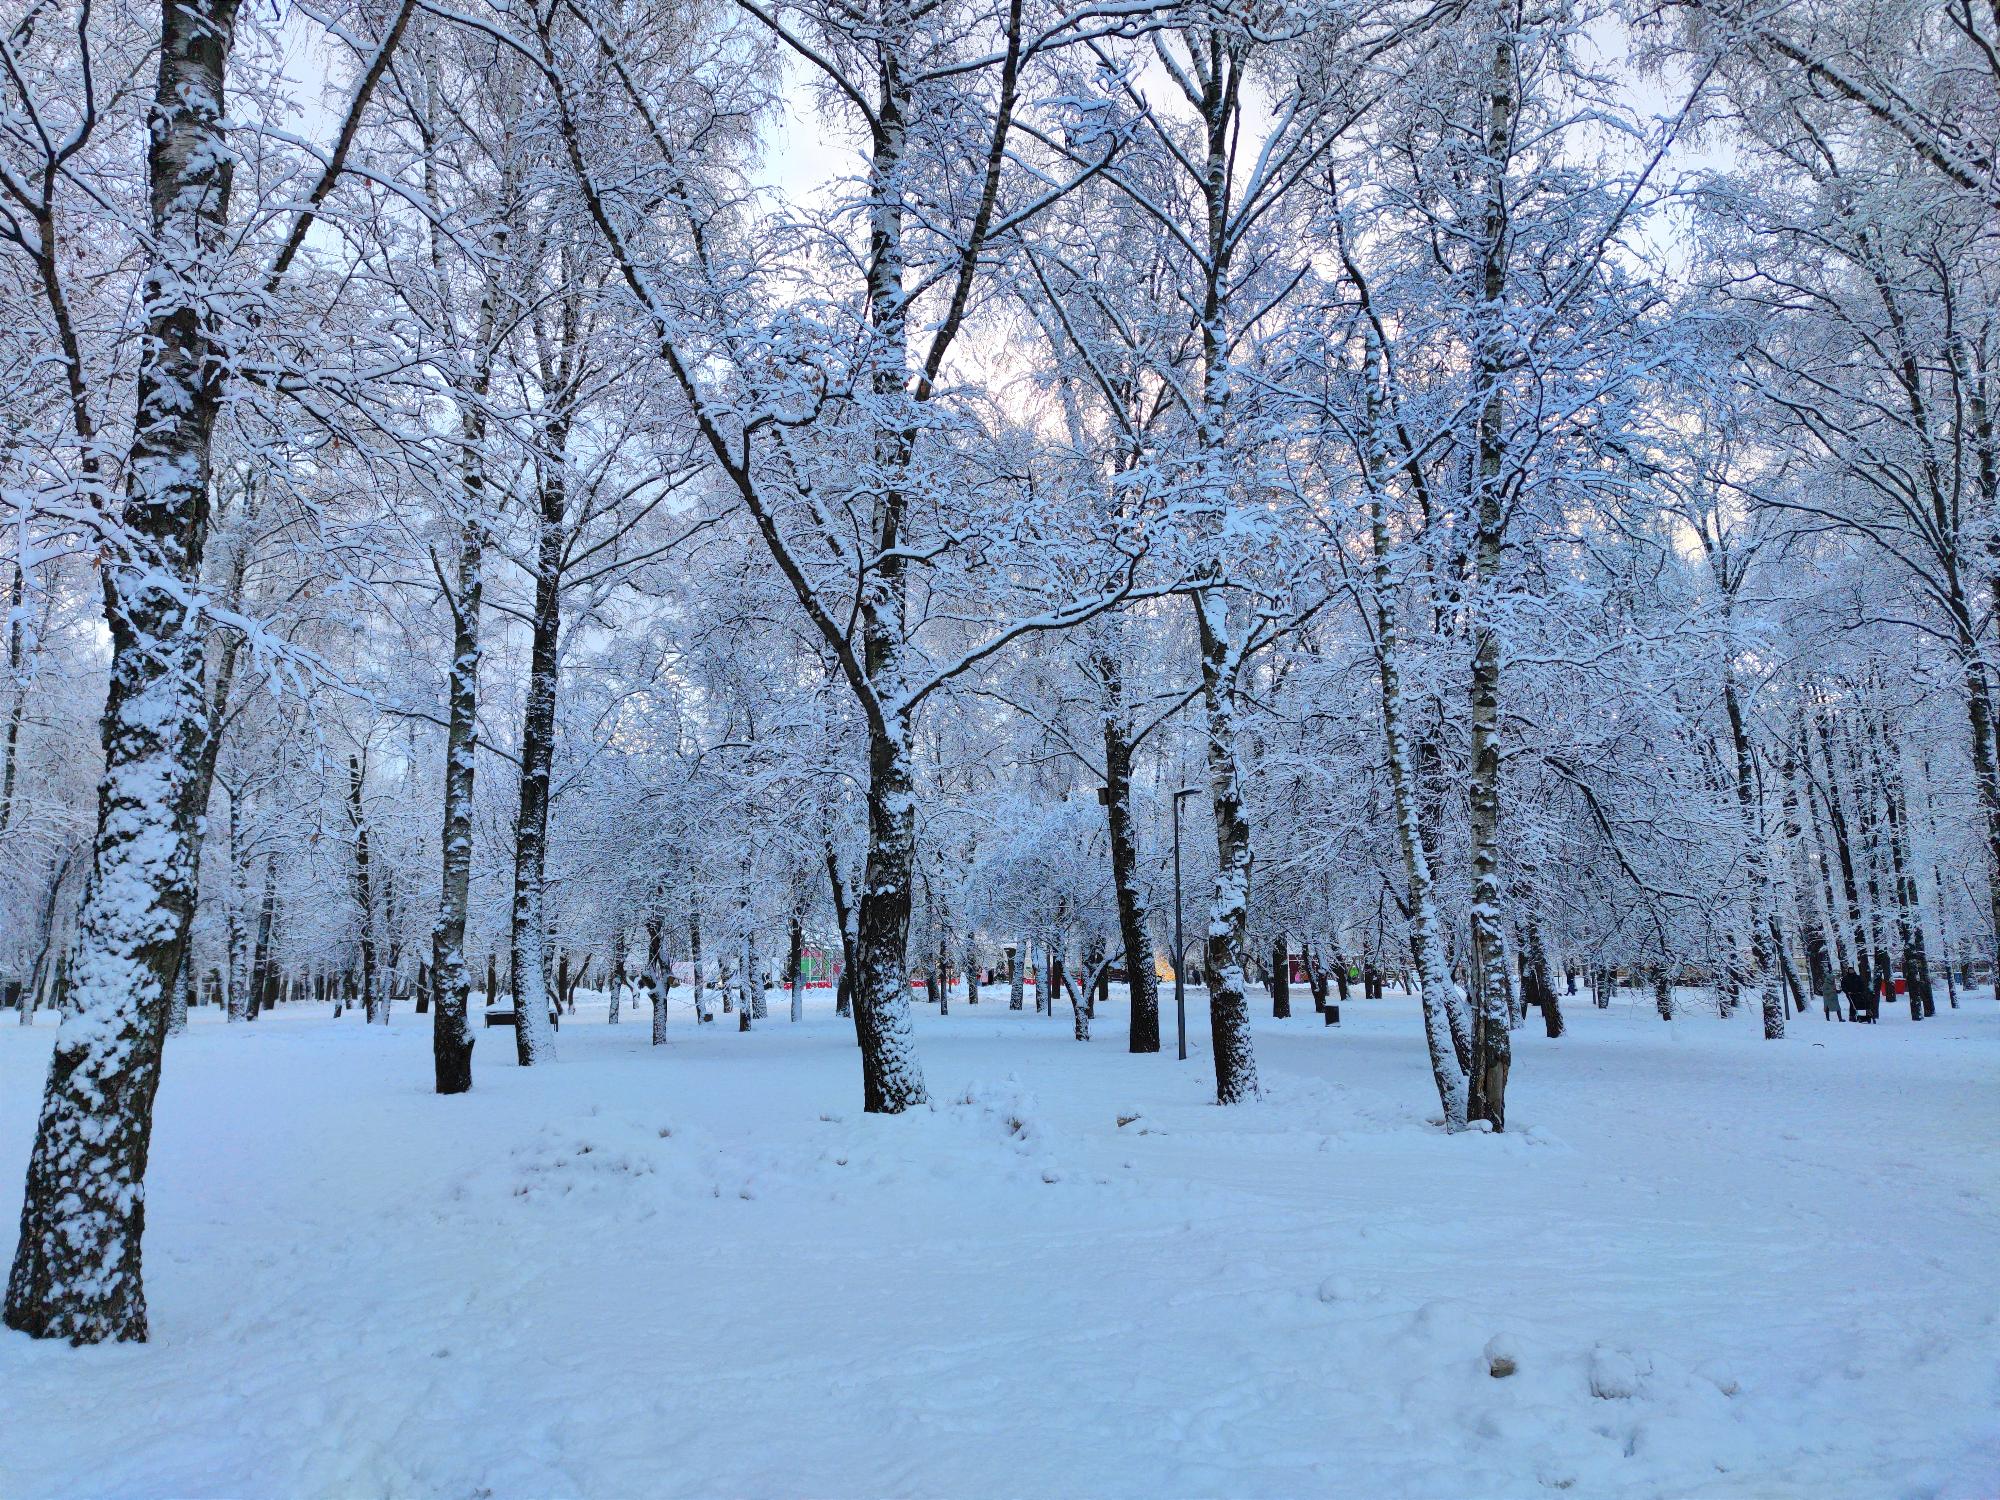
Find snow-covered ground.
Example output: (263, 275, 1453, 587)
(1, 987, 1994, 1499)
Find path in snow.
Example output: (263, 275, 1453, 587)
(1, 988, 1994, 1498)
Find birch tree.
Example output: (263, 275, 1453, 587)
(2, 0, 412, 1341)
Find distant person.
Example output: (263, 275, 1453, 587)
(1840, 969, 1873, 1023)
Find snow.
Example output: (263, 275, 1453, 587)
(2, 990, 1996, 1498)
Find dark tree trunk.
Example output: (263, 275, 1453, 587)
(1099, 658, 1160, 1053)
(848, 726, 928, 1110)
(1779, 727, 1836, 1017)
(825, 843, 854, 1020)
(1047, 932, 1065, 1029)
(646, 911, 670, 1043)
(1301, 944, 1331, 1012)
(738, 899, 764, 1020)
(1841, 717, 1896, 1019)
(1063, 968, 1091, 1041)
(1720, 659, 1783, 1039)
(1815, 709, 1874, 1005)
(1800, 716, 1854, 1010)
(689, 907, 706, 1024)
(348, 755, 383, 1024)
(1867, 706, 1934, 1019)
(1522, 916, 1563, 1039)
(788, 913, 805, 1023)
(247, 855, 278, 1023)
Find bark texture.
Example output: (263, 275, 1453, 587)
(1193, 596, 1260, 1105)
(508, 447, 567, 1067)
(5, 0, 244, 1342)
(1100, 653, 1160, 1052)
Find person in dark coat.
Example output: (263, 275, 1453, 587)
(1840, 968, 1874, 1022)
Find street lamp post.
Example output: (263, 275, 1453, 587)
(1171, 786, 1199, 1062)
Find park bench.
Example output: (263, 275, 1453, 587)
(483, 1006, 558, 1028)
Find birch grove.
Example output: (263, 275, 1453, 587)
(0, 0, 1994, 1342)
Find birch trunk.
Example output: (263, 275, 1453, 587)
(22, 848, 82, 1030)
(164, 527, 250, 1038)
(1842, 717, 1895, 1008)
(645, 912, 670, 1044)
(1781, 724, 1838, 1013)
(224, 790, 247, 1018)
(789, 913, 804, 1023)
(935, 931, 949, 1016)
(349, 756, 384, 1025)
(1193, 596, 1261, 1104)
(848, 720, 927, 1110)
(1801, 715, 1855, 999)
(1372, 501, 1470, 1132)
(248, 855, 277, 1021)
(226, 800, 252, 1024)
(0, 563, 25, 832)
(842, 76, 929, 1113)
(824, 843, 854, 1020)
(1465, 12, 1519, 1127)
(607, 930, 624, 1023)
(508, 454, 566, 1067)
(1523, 914, 1563, 1039)
(1343, 227, 1470, 1129)
(1814, 708, 1874, 1003)
(689, 908, 705, 1025)
(1100, 651, 1160, 1052)
(1867, 707, 1934, 1018)
(424, 143, 506, 1092)
(430, 511, 485, 1088)
(5, 0, 245, 1342)
(1957, 650, 2000, 984)
(1722, 658, 1785, 1038)
(1063, 964, 1091, 1041)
